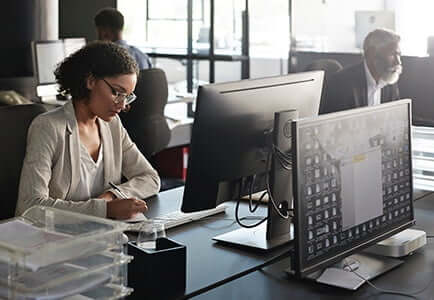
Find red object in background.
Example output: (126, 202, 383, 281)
(153, 146, 189, 180)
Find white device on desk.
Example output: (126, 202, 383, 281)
(127, 204, 227, 231)
(364, 228, 426, 257)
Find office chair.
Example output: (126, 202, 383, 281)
(0, 104, 47, 220)
(120, 68, 171, 159)
(304, 58, 343, 76)
(304, 59, 343, 107)
(120, 69, 185, 191)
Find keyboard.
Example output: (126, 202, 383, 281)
(127, 205, 227, 232)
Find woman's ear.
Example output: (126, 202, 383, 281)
(86, 74, 97, 90)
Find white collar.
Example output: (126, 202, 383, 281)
(364, 60, 387, 90)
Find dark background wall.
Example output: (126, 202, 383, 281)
(59, 0, 116, 41)
(0, 1, 38, 77)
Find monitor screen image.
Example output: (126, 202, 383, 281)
(64, 38, 87, 56)
(32, 38, 86, 85)
(34, 41, 65, 85)
(292, 99, 414, 278)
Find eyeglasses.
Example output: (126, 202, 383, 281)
(102, 79, 137, 105)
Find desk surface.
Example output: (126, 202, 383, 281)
(192, 191, 434, 299)
(141, 187, 293, 298)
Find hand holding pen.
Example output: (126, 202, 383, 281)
(109, 181, 129, 199)
(106, 181, 148, 219)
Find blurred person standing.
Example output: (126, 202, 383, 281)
(95, 7, 152, 70)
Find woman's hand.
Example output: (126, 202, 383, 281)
(106, 198, 148, 220)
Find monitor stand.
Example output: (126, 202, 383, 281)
(213, 109, 297, 251)
(288, 252, 403, 290)
(212, 221, 293, 251)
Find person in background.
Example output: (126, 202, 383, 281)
(16, 41, 160, 219)
(320, 28, 402, 114)
(94, 7, 152, 70)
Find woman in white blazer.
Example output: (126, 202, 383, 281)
(16, 41, 160, 219)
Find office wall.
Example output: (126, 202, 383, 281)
(0, 0, 59, 98)
(59, 0, 116, 41)
(292, 0, 384, 51)
(39, 0, 59, 40)
(0, 1, 38, 77)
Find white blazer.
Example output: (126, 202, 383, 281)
(16, 101, 160, 217)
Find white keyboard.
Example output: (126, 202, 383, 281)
(127, 205, 227, 232)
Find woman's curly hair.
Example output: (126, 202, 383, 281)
(54, 41, 139, 100)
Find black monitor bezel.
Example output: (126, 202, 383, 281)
(292, 99, 415, 278)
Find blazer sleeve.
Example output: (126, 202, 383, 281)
(111, 119, 161, 199)
(16, 117, 107, 217)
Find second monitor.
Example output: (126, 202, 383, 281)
(181, 71, 324, 249)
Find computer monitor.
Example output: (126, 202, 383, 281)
(32, 38, 86, 85)
(181, 71, 324, 250)
(32, 40, 65, 85)
(32, 38, 86, 104)
(291, 100, 414, 287)
(64, 38, 87, 57)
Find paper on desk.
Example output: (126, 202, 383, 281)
(123, 213, 147, 223)
(0, 220, 69, 249)
(0, 220, 107, 271)
(0, 261, 110, 300)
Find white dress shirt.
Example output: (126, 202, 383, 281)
(364, 61, 386, 106)
(75, 142, 105, 202)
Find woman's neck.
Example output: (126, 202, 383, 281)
(73, 99, 98, 127)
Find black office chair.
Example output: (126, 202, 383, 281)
(304, 59, 343, 106)
(304, 58, 343, 76)
(120, 68, 171, 159)
(120, 69, 185, 191)
(0, 104, 47, 220)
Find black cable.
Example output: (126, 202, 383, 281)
(234, 143, 293, 227)
(344, 258, 434, 298)
(275, 155, 292, 171)
(272, 144, 292, 172)
(272, 144, 292, 161)
(273, 148, 292, 167)
(247, 175, 262, 213)
(235, 180, 268, 228)
(265, 151, 290, 219)
(235, 196, 268, 228)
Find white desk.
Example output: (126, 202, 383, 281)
(165, 101, 194, 149)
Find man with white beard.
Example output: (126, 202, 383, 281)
(320, 29, 402, 114)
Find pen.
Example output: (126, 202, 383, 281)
(109, 181, 129, 199)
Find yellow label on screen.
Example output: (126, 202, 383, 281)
(353, 154, 366, 163)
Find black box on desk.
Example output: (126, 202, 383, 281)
(128, 237, 186, 299)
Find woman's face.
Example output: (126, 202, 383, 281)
(86, 73, 137, 122)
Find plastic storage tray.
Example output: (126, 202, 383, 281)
(0, 206, 131, 299)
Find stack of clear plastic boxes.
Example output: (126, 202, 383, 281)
(413, 126, 434, 190)
(0, 206, 132, 299)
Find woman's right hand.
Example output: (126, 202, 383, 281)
(106, 198, 148, 220)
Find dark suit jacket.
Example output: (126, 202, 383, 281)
(320, 62, 400, 115)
